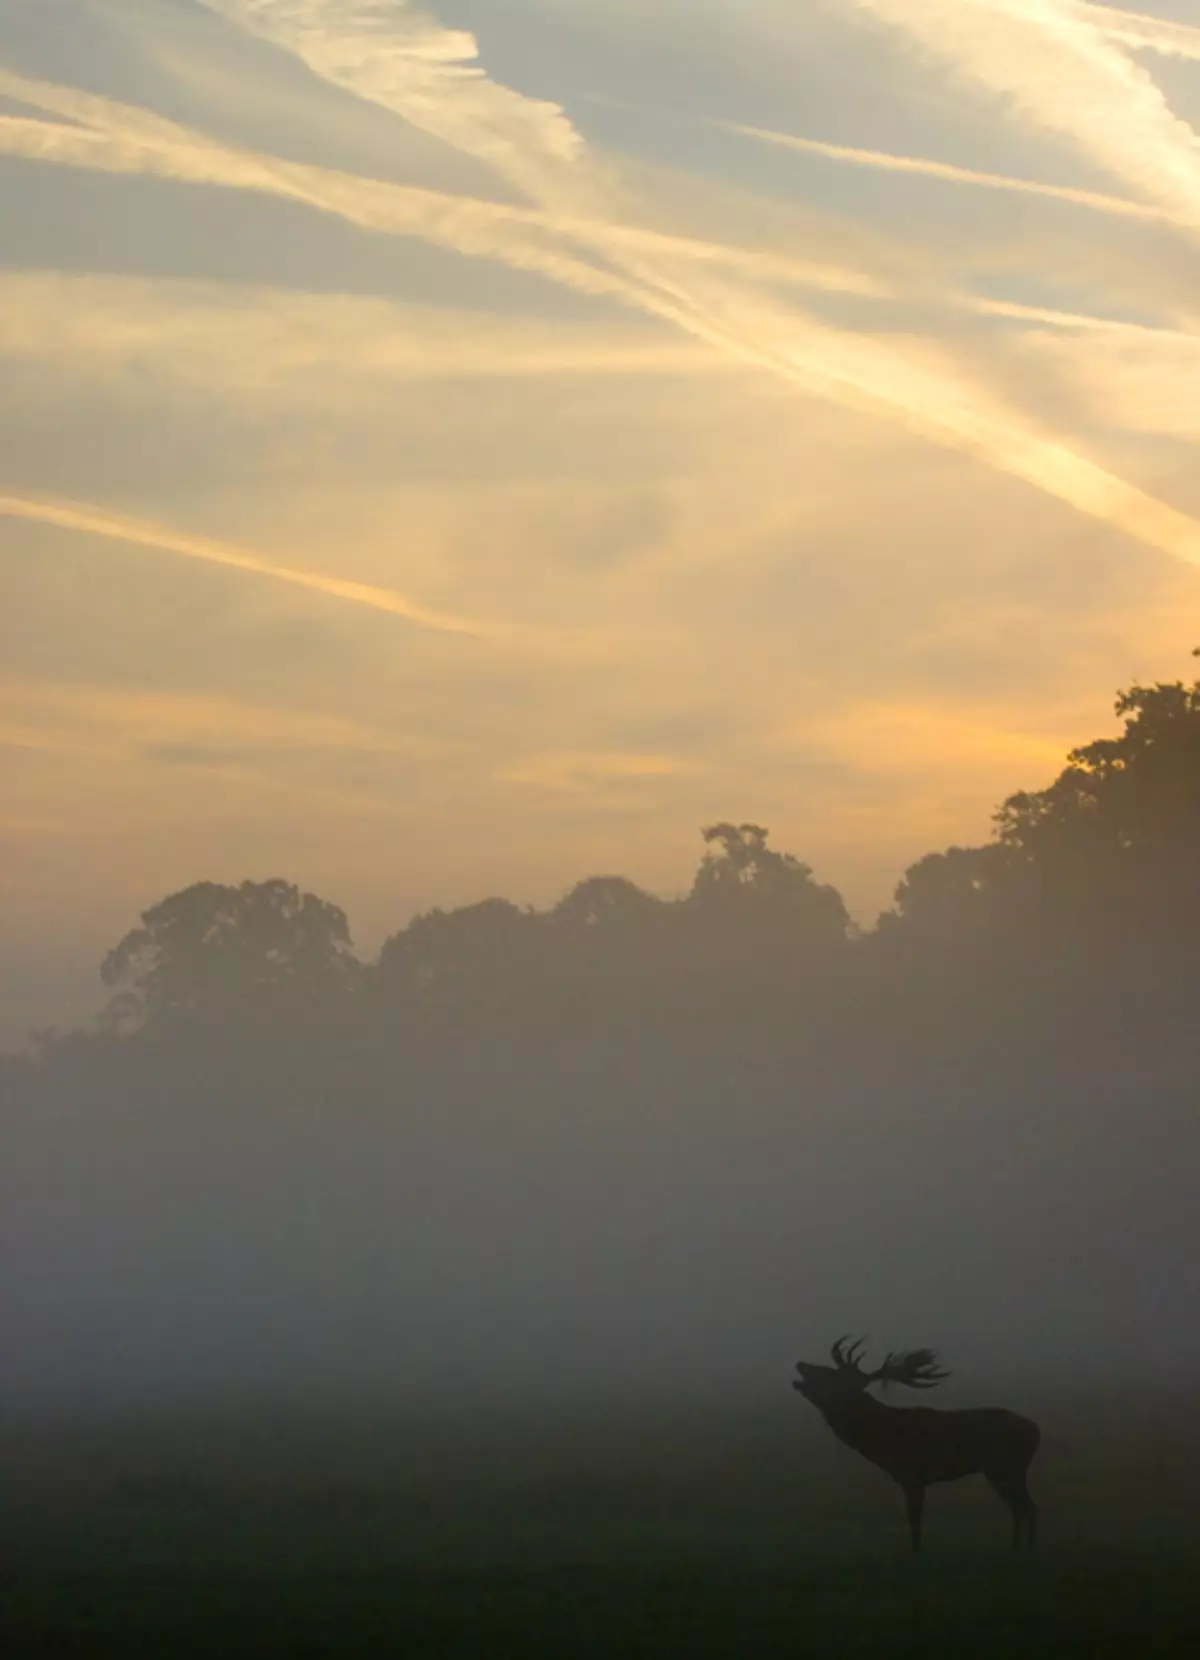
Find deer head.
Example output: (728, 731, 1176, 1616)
(793, 1336, 949, 1410)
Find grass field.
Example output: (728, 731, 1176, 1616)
(3, 1398, 1198, 1656)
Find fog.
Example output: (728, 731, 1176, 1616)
(5, 1037, 1196, 1412)
(4, 685, 1200, 1415)
(4, 994, 1196, 1418)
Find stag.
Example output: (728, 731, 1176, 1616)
(792, 1337, 1039, 1553)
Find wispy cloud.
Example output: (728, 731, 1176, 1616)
(0, 492, 492, 636)
(200, 0, 586, 205)
(499, 750, 695, 795)
(194, 0, 1200, 572)
(842, 0, 1200, 229)
(8, 14, 1200, 579)
(630, 277, 1200, 565)
(0, 83, 662, 311)
(807, 699, 1071, 781)
(0, 271, 735, 389)
(0, 91, 1178, 347)
(1065, 2, 1200, 62)
(1018, 321, 1200, 439)
(0, 679, 432, 767)
(0, 70, 884, 302)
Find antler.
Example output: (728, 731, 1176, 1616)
(830, 1335, 869, 1373)
(872, 1347, 951, 1390)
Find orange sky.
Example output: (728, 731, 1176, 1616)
(3, 0, 1200, 1039)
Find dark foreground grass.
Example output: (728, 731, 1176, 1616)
(7, 1556, 1199, 1659)
(4, 1401, 1198, 1657)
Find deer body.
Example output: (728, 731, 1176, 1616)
(794, 1339, 1039, 1553)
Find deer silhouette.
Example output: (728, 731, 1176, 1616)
(793, 1337, 1039, 1553)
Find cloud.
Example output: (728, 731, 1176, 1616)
(190, 0, 1200, 574)
(199, 0, 586, 205)
(499, 750, 696, 795)
(0, 679, 425, 767)
(804, 697, 1072, 783)
(0, 270, 736, 393)
(1065, 2, 1200, 62)
(0, 491, 492, 636)
(9, 17, 1200, 581)
(700, 314, 1200, 565)
(0, 94, 655, 310)
(841, 0, 1200, 229)
(1017, 322, 1200, 439)
(0, 70, 885, 302)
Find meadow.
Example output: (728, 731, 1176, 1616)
(3, 1395, 1198, 1657)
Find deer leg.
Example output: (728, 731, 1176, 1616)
(1013, 1476, 1037, 1552)
(986, 1472, 1034, 1552)
(902, 1483, 925, 1554)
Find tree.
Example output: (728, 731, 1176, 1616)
(100, 879, 359, 1032)
(544, 875, 679, 1025)
(879, 664, 1200, 973)
(679, 824, 850, 1024)
(689, 823, 849, 944)
(885, 843, 1014, 940)
(377, 898, 543, 1022)
(551, 875, 665, 933)
(997, 672, 1200, 892)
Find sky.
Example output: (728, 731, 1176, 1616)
(4, 0, 1200, 1043)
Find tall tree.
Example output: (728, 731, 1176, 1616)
(681, 824, 850, 1025)
(689, 823, 849, 944)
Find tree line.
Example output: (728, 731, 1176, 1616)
(9, 662, 1200, 1069)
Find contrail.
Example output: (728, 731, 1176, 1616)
(1, 96, 1179, 346)
(0, 71, 884, 303)
(722, 119, 1175, 225)
(0, 493, 489, 637)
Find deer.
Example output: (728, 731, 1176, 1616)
(792, 1337, 1039, 1553)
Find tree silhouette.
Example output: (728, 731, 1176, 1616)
(551, 875, 666, 933)
(884, 843, 1013, 941)
(881, 667, 1200, 959)
(690, 823, 848, 934)
(690, 822, 848, 947)
(997, 673, 1200, 917)
(377, 897, 543, 1025)
(100, 879, 359, 1032)
(546, 876, 679, 1027)
(16, 658, 1198, 1067)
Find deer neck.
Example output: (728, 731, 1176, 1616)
(820, 1390, 890, 1450)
